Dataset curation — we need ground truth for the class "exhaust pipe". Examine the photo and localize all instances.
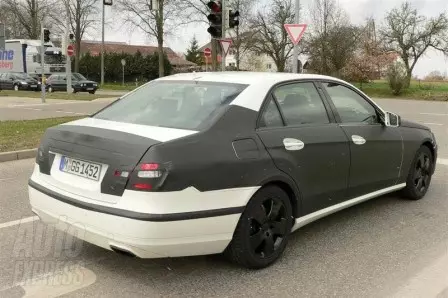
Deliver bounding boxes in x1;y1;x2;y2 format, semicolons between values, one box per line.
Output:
110;245;136;258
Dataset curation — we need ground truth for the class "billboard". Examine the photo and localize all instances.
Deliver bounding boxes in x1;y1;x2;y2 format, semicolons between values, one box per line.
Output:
0;49;14;70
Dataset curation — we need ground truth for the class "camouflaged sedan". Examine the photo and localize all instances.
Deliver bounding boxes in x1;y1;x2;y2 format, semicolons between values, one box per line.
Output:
29;72;437;269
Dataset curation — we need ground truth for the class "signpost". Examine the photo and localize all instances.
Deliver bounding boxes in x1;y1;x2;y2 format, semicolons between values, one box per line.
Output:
284;23;307;73
121;59;126;86
204;48;211;71
67;45;74;57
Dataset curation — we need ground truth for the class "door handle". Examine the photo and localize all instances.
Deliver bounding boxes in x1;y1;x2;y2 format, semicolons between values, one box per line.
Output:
283;138;305;151
352;135;366;145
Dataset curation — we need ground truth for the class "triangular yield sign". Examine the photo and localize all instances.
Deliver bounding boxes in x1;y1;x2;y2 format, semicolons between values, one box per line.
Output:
219;39;232;56
284;24;307;45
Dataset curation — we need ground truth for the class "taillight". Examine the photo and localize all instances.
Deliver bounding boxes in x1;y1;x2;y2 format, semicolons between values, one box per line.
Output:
126;162;168;191
133;183;152;190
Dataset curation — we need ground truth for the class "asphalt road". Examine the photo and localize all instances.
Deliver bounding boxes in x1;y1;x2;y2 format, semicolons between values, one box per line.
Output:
0;157;447;297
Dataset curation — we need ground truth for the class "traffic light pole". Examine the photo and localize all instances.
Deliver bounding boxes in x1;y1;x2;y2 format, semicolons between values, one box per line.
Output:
292;0;300;73
221;0;226;71
40;24;46;103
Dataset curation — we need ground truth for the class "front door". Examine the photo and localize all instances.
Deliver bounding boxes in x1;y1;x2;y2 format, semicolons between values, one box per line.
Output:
256;81;351;215
320;81;403;198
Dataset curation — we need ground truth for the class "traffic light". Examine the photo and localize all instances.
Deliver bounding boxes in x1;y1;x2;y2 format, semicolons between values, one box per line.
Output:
43;29;50;42
69;33;74;41
207;1;222;38
228;10;240;29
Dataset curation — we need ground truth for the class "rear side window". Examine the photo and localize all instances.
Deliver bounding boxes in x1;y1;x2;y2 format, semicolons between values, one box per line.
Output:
259;97;284;128
94;81;248;130
273;82;330;125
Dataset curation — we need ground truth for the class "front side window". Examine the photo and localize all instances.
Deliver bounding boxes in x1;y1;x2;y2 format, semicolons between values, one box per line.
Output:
273;82;330;125
323;82;379;124
94;81;248;130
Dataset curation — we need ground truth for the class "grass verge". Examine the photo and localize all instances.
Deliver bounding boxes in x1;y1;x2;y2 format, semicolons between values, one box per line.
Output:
0;90;115;101
354;80;448;101
0;117;82;153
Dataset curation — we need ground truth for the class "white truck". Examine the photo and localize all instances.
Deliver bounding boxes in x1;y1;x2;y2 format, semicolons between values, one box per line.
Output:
0;39;67;76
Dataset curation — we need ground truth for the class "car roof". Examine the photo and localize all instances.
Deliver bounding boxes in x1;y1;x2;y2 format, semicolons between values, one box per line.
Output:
157;71;347;85
156;72;353;112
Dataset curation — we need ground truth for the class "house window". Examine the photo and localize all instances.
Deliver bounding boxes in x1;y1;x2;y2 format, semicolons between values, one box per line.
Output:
267;64;272;69
229;62;236;67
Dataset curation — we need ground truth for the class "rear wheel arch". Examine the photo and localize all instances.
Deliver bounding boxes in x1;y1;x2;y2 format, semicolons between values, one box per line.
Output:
256;176;301;219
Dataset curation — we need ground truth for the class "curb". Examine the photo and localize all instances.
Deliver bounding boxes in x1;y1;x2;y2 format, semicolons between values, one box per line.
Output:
0;149;37;163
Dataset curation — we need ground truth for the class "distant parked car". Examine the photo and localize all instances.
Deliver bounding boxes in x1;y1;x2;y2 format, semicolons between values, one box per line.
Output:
0;72;41;91
46;73;98;94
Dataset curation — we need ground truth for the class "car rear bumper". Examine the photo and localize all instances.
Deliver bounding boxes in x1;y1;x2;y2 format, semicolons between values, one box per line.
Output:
28;169;257;258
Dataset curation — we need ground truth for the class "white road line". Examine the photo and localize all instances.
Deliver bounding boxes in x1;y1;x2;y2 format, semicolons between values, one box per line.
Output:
423;123;444;126
438;158;448;166
420;113;448;116
0;216;39;230
391;252;448;298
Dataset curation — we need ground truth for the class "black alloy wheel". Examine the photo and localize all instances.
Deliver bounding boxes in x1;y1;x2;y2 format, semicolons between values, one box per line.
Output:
402;146;433;200
413;152;431;194
225;186;293;269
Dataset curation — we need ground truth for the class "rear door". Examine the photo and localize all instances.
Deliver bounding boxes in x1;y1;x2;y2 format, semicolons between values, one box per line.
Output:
320;81;403;198
256;81;351;215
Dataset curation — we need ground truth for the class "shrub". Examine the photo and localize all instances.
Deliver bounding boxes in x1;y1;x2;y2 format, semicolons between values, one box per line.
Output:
387;61;407;95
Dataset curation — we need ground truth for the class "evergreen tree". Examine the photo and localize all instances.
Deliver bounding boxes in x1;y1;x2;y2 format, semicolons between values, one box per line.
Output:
185;36;203;65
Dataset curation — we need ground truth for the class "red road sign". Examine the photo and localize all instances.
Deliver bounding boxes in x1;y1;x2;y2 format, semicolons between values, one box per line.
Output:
204;47;211;57
219;39;232;56
284;24;307;45
67;45;74;57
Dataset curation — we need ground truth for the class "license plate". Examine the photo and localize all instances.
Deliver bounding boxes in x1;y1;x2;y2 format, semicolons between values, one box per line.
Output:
59;156;101;181
31;85;37;88
87;88;93;90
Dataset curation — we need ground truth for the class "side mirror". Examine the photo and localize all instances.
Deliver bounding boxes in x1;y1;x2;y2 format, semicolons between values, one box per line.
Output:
384;111;400;127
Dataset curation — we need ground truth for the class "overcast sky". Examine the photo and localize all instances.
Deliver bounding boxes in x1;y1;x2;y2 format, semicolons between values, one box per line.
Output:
96;0;448;78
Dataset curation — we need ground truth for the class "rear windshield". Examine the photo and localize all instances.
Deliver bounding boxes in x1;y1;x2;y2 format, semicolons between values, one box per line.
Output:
93;80;248;130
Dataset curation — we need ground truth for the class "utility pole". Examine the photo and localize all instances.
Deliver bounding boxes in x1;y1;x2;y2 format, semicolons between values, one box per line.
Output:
40;24;46;103
101;2;105;86
221;0;226;71
65;1;72;94
292;0;300;73
0;23;5;50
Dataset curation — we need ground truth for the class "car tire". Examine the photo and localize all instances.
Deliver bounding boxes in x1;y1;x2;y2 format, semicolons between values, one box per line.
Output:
401;145;434;200
48;86;53;93
224;185;293;269
89;90;96;94
14;85;19;91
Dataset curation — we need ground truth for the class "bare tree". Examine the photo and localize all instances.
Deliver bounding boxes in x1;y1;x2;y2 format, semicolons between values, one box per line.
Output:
249;0;297;72
307;0;359;76
227;0;256;70
51;0;99;72
380;1;448;86
0;5;29;39
1;0;57;39
118;0;191;77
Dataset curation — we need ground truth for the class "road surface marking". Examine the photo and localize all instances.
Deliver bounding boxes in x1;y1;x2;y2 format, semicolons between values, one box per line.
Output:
420;113;448;116
391;252;448;298
438;158;448;166
423;123;444;126
0;216;39;230
21;265;97;298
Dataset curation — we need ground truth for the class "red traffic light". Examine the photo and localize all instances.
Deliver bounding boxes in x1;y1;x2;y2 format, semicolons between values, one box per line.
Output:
207;1;221;13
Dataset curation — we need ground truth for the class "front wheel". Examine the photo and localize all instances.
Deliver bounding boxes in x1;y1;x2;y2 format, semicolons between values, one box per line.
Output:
401;146;434;200
48;86;54;93
14;85;19;91
225;186;293;269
